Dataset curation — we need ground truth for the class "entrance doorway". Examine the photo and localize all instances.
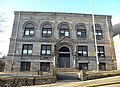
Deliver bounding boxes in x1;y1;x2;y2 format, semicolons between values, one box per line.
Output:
58;46;70;68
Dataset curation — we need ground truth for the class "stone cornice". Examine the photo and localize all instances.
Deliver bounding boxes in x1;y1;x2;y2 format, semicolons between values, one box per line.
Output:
14;11;112;19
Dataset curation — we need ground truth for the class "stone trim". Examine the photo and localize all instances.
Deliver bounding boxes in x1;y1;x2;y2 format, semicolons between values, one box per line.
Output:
19;59;52;62
22;21;38;30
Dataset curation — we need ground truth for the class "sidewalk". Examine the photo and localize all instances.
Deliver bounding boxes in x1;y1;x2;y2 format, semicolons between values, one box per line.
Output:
22;76;120;87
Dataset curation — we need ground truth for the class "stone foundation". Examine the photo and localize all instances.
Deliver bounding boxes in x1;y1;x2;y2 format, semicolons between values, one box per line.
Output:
0;76;56;87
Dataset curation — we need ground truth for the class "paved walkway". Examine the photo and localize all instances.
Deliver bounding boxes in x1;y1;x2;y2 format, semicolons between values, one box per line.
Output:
22;76;120;87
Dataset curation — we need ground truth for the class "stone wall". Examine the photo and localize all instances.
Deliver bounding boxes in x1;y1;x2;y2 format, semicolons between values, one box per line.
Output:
5;11;116;72
86;70;120;80
0;76;56;87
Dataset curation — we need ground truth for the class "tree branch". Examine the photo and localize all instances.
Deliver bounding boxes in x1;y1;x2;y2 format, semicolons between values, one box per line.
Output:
0;13;7;33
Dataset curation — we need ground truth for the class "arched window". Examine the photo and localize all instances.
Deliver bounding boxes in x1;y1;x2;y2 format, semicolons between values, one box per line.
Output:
42;24;52;38
60;24;69;37
24;23;35;37
92;24;103;40
77;25;86;38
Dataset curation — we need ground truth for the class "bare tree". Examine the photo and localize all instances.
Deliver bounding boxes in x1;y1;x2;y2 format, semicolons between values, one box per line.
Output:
0;13;7;32
0;13;8;59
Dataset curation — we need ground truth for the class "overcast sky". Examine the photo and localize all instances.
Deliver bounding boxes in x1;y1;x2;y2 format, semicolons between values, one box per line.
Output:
0;0;120;56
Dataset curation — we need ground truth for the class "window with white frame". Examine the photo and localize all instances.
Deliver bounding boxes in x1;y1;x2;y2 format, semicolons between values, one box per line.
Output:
42;24;52;38
78;46;88;57
24;23;34;37
22;44;33;55
41;45;51;55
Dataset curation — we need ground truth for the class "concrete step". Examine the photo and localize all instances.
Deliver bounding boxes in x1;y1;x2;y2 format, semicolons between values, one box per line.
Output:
57;68;79;72
57;72;79;80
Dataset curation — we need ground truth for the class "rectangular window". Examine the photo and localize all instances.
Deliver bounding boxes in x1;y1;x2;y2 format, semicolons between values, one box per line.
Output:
95;30;102;40
77;29;86;38
97;46;105;57
78;46;88;57
42;50;46;54
48;31;51;34
99;63;106;70
79;63;88;70
30;31;34;34
65;31;69;36
25;31;29;35
40;62;50;71
41;45;51;55
20;62;31;71
22;44;33;55
60;30;65;36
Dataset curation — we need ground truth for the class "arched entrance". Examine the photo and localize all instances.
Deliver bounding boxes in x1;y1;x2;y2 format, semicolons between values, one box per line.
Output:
58;46;70;68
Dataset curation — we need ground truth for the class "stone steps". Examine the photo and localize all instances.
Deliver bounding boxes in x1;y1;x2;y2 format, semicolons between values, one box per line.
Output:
57;72;79;80
56;68;80;80
57;68;79;72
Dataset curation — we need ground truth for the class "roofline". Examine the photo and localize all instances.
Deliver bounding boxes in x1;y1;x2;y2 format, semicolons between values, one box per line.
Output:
14;11;112;17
